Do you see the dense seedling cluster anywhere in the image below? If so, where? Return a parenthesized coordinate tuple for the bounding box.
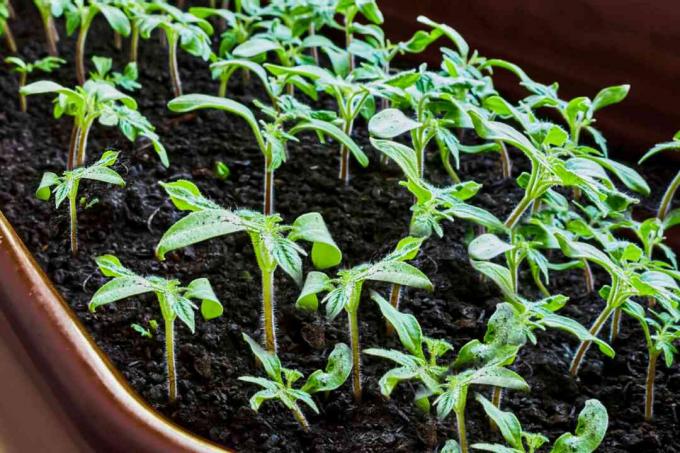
(3, 0, 680, 451)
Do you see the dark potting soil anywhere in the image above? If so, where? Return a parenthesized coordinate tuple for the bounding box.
(1, 4, 679, 453)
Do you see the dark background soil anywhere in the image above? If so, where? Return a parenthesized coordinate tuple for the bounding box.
(1, 3, 679, 452)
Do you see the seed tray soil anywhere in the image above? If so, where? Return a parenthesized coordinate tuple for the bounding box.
(2, 5, 679, 453)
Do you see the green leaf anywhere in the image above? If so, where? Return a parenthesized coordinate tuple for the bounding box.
(89, 277, 153, 312)
(638, 138, 680, 163)
(302, 343, 352, 393)
(36, 172, 60, 201)
(356, 0, 384, 24)
(371, 291, 423, 357)
(296, 271, 331, 311)
(470, 260, 516, 300)
(185, 278, 223, 320)
(270, 238, 304, 285)
(440, 439, 462, 453)
(156, 210, 247, 260)
(246, 388, 278, 411)
(370, 138, 420, 181)
(291, 212, 342, 269)
(367, 261, 433, 291)
(468, 234, 514, 260)
(168, 94, 266, 153)
(233, 37, 284, 59)
(20, 80, 70, 96)
(94, 254, 135, 278)
(590, 85, 629, 113)
(98, 4, 131, 36)
(587, 157, 650, 196)
(171, 295, 197, 333)
(447, 203, 507, 232)
(160, 180, 220, 212)
(550, 400, 608, 453)
(290, 119, 368, 167)
(211, 58, 274, 102)
(470, 366, 529, 391)
(368, 108, 422, 139)
(416, 16, 469, 59)
(475, 394, 523, 450)
(242, 333, 282, 382)
(540, 312, 615, 358)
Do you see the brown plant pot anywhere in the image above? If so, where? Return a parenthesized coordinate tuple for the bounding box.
(0, 211, 230, 453)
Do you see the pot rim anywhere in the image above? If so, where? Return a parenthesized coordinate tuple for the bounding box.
(0, 210, 232, 453)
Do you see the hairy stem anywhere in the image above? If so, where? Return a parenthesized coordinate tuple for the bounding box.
(645, 351, 659, 421)
(338, 121, 353, 185)
(658, 171, 680, 220)
(610, 308, 622, 343)
(67, 123, 81, 171)
(262, 268, 276, 353)
(583, 259, 595, 293)
(385, 284, 401, 335)
(165, 317, 177, 403)
(569, 305, 614, 376)
(168, 33, 182, 97)
(455, 409, 469, 453)
(263, 156, 274, 215)
(130, 22, 139, 63)
(504, 194, 533, 229)
(218, 76, 228, 98)
(292, 404, 311, 432)
(498, 141, 512, 179)
(489, 387, 504, 431)
(75, 118, 94, 167)
(309, 24, 319, 65)
(348, 308, 362, 401)
(2, 22, 17, 53)
(76, 23, 91, 85)
(42, 14, 59, 56)
(69, 197, 78, 255)
(114, 31, 122, 51)
(18, 72, 26, 112)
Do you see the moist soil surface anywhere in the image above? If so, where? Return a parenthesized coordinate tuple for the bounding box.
(2, 4, 680, 453)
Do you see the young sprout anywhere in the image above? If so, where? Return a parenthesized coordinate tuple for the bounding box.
(167, 92, 362, 214)
(638, 132, 680, 220)
(622, 301, 680, 420)
(136, 2, 213, 96)
(472, 396, 608, 453)
(1, 0, 16, 53)
(556, 234, 680, 375)
(364, 291, 453, 412)
(20, 79, 167, 169)
(468, 109, 638, 229)
(189, 5, 262, 66)
(296, 236, 433, 401)
(90, 55, 141, 91)
(265, 64, 383, 184)
(89, 255, 223, 402)
(56, 0, 131, 85)
(33, 0, 61, 56)
(36, 151, 125, 254)
(453, 300, 613, 413)
(334, 0, 383, 71)
(156, 180, 342, 353)
(131, 319, 158, 338)
(240, 334, 351, 431)
(435, 350, 529, 453)
(4, 56, 65, 112)
(369, 138, 506, 237)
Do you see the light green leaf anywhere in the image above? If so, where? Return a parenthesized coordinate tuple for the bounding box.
(302, 343, 352, 393)
(290, 119, 368, 167)
(550, 400, 608, 453)
(468, 234, 514, 260)
(371, 291, 423, 357)
(296, 271, 331, 311)
(368, 108, 422, 139)
(156, 210, 247, 260)
(291, 212, 342, 269)
(185, 277, 223, 320)
(243, 333, 282, 382)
